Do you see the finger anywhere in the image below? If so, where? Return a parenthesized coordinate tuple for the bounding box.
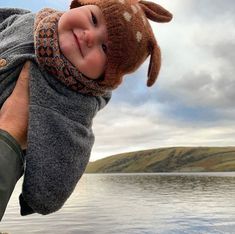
(19, 61, 31, 83)
(12, 61, 31, 97)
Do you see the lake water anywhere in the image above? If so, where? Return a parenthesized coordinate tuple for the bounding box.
(1, 172, 235, 234)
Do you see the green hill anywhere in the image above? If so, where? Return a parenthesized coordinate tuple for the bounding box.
(85, 147, 235, 173)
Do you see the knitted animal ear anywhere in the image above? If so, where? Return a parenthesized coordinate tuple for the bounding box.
(139, 0, 173, 23)
(147, 41, 161, 87)
(70, 0, 83, 9)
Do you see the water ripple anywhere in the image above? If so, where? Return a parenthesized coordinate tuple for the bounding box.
(1, 172, 235, 234)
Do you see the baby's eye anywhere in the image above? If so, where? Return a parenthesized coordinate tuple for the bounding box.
(102, 44, 107, 53)
(91, 12, 97, 26)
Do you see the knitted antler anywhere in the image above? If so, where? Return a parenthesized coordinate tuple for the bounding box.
(147, 42, 161, 87)
(139, 0, 173, 23)
(138, 0, 172, 86)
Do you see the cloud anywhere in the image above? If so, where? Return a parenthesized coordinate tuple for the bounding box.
(90, 0, 235, 160)
(149, 0, 235, 114)
(188, 0, 235, 18)
(162, 40, 235, 111)
(91, 101, 235, 161)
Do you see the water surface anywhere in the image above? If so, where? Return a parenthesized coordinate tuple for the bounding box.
(1, 172, 235, 234)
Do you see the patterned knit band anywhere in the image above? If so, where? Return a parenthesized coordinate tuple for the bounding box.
(34, 8, 110, 96)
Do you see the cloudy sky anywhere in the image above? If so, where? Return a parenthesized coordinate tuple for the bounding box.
(1, 0, 235, 161)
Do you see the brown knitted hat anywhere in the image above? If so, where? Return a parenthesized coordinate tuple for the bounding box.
(70, 0, 172, 89)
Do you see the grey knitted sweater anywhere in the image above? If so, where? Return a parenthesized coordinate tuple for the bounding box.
(0, 8, 111, 215)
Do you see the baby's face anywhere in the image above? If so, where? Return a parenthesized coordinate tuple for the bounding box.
(58, 5, 108, 79)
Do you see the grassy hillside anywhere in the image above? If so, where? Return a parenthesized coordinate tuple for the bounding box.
(85, 147, 235, 173)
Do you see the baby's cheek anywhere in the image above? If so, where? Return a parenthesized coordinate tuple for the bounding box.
(86, 52, 106, 76)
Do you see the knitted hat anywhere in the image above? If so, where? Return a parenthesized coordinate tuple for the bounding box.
(70, 0, 172, 89)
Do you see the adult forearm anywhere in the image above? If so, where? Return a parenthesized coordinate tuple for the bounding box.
(0, 129, 24, 221)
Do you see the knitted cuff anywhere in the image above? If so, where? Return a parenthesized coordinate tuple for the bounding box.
(19, 194, 35, 216)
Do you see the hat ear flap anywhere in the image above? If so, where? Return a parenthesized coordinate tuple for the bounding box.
(139, 0, 173, 23)
(147, 42, 161, 87)
(70, 0, 83, 9)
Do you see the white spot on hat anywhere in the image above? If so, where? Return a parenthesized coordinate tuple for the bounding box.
(142, 15, 147, 25)
(136, 4, 141, 11)
(118, 0, 125, 4)
(131, 5, 138, 14)
(123, 11, 132, 22)
(136, 31, 142, 42)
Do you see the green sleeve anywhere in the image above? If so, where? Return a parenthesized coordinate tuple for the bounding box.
(0, 129, 24, 221)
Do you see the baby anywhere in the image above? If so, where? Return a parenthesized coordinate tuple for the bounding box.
(0, 0, 172, 215)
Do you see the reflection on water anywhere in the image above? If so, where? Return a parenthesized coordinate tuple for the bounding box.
(1, 173, 235, 234)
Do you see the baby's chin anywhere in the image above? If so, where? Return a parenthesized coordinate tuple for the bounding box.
(81, 71, 104, 81)
(59, 44, 104, 80)
(72, 62, 105, 80)
(76, 67, 103, 80)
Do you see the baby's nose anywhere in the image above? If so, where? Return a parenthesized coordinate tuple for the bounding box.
(84, 30, 97, 48)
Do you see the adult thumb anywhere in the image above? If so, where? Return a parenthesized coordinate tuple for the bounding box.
(12, 61, 31, 98)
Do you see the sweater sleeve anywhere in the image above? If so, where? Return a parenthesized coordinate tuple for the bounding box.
(16, 56, 111, 215)
(0, 8, 31, 23)
(0, 129, 24, 221)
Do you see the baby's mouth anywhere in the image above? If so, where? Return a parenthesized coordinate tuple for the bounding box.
(73, 33, 83, 57)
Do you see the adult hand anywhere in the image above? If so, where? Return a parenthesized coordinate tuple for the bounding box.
(0, 61, 31, 150)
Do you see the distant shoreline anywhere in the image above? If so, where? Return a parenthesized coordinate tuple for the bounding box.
(86, 147, 235, 173)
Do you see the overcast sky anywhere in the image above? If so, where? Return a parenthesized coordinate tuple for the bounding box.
(1, 0, 235, 161)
